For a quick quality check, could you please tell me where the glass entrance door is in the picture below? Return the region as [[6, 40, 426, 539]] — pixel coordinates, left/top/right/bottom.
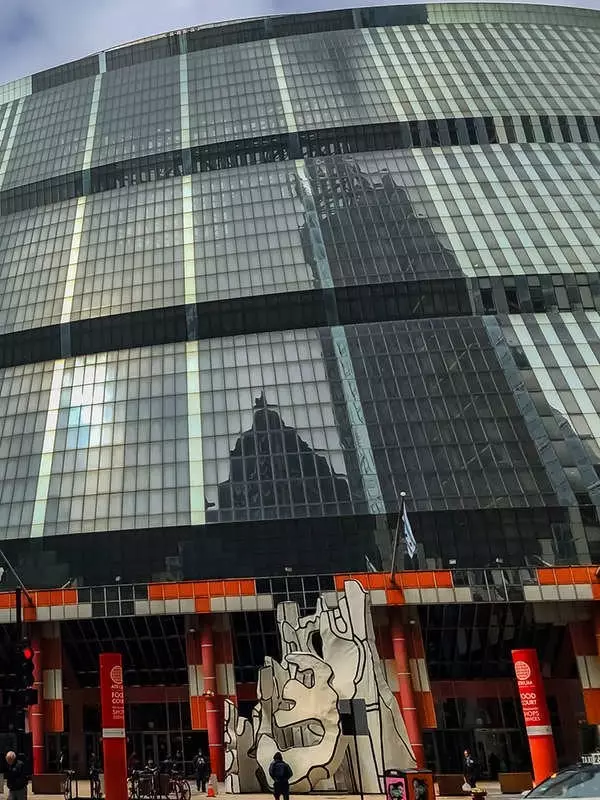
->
[[140, 733, 169, 767]]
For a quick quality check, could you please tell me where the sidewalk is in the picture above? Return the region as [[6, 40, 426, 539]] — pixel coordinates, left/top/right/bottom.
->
[[27, 783, 522, 800]]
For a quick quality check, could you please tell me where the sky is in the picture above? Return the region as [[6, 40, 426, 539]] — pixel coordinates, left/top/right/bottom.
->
[[0, 0, 599, 86]]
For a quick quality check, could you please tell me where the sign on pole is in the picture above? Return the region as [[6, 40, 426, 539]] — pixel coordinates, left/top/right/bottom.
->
[[512, 648, 557, 784], [99, 653, 128, 800]]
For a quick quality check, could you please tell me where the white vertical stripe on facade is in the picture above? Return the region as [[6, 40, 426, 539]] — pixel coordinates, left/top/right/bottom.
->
[[576, 655, 591, 689], [188, 664, 204, 697], [61, 196, 87, 324], [182, 175, 195, 304], [509, 320, 568, 416], [43, 669, 63, 701], [0, 99, 23, 188], [31, 361, 66, 538], [417, 658, 431, 693], [409, 658, 421, 691], [585, 654, 600, 689], [180, 54, 191, 149], [186, 340, 205, 526], [294, 161, 385, 515], [537, 316, 600, 437], [216, 663, 236, 696], [82, 74, 102, 172], [382, 28, 435, 117], [331, 327, 386, 515], [416, 26, 461, 116], [362, 29, 404, 118], [0, 103, 13, 150], [269, 39, 296, 131], [98, 52, 107, 74]]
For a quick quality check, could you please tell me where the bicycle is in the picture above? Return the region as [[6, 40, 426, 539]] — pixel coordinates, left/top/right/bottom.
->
[[167, 771, 191, 800], [90, 768, 102, 800], [63, 770, 77, 800], [130, 768, 161, 799]]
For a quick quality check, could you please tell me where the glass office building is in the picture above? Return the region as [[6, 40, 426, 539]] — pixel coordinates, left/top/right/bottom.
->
[[0, 2, 599, 776]]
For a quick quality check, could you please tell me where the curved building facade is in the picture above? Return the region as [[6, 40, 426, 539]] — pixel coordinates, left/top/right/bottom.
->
[[0, 3, 600, 776], [0, 2, 598, 580]]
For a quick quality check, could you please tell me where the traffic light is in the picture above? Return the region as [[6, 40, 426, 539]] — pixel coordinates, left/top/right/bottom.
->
[[17, 640, 37, 706]]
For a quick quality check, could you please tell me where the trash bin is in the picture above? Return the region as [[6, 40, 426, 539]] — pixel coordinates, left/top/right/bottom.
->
[[385, 769, 435, 800]]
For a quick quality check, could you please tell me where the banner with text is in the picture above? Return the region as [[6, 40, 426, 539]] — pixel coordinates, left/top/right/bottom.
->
[[99, 653, 127, 800], [511, 648, 557, 784]]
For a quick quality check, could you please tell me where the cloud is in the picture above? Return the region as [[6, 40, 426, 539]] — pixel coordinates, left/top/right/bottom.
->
[[0, 0, 599, 84]]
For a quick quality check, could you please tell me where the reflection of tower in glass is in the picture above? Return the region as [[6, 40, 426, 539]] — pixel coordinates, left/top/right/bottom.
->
[[299, 156, 463, 284], [210, 392, 350, 518]]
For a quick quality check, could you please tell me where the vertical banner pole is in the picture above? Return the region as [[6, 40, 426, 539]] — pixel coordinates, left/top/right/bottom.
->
[[511, 648, 557, 784], [99, 653, 128, 800]]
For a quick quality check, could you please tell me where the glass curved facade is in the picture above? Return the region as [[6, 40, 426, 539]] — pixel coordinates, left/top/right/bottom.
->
[[1, 2, 600, 586]]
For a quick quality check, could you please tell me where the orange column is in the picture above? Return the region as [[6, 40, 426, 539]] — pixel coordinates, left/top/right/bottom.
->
[[29, 634, 45, 775], [41, 623, 64, 733], [406, 616, 437, 732], [201, 619, 224, 781], [391, 610, 425, 767], [185, 622, 205, 732], [185, 616, 225, 781], [569, 620, 600, 724]]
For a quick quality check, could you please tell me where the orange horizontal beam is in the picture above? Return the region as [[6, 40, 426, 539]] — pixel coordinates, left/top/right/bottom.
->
[[148, 579, 257, 601], [334, 571, 454, 592]]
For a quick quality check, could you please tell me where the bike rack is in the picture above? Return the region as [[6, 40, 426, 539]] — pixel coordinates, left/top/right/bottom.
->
[[64, 773, 80, 800], [64, 771, 103, 800]]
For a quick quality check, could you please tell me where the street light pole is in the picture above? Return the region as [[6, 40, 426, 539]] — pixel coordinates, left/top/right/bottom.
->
[[0, 550, 34, 764]]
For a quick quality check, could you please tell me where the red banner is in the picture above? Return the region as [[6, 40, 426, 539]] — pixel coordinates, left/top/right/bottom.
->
[[99, 653, 127, 800], [512, 648, 557, 784], [100, 653, 125, 730], [512, 648, 551, 730]]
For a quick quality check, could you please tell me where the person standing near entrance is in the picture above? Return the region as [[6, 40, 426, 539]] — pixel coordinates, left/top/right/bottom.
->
[[193, 750, 208, 792], [463, 748, 477, 789], [4, 751, 28, 800], [269, 752, 293, 800]]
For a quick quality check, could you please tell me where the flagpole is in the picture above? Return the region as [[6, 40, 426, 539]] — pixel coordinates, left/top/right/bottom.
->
[[389, 491, 406, 586]]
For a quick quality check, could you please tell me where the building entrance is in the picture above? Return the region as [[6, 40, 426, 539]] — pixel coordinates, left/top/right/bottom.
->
[[127, 731, 208, 775]]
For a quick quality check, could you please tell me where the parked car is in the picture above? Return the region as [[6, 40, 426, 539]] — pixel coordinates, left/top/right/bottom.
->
[[524, 762, 600, 798]]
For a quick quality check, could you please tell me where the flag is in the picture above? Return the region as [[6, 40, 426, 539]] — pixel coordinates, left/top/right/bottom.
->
[[402, 502, 417, 559]]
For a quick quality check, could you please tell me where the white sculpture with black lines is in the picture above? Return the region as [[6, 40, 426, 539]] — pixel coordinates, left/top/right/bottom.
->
[[224, 579, 416, 793]]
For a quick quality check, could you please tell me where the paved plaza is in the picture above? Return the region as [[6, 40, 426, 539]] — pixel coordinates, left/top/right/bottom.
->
[[23, 783, 521, 800]]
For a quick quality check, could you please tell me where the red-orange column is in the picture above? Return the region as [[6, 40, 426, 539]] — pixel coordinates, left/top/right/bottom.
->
[[29, 635, 45, 775], [569, 620, 600, 724], [391, 612, 425, 767], [512, 649, 557, 785], [41, 623, 64, 733], [202, 619, 224, 781]]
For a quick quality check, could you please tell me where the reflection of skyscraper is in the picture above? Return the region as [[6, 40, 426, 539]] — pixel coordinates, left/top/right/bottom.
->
[[299, 157, 464, 284], [209, 393, 350, 520]]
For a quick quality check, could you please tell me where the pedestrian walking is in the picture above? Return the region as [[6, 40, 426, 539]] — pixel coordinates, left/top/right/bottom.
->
[[193, 750, 208, 792], [4, 751, 28, 800], [269, 752, 293, 800]]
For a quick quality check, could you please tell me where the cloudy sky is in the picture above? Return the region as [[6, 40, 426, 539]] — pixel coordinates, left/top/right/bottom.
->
[[0, 0, 598, 85]]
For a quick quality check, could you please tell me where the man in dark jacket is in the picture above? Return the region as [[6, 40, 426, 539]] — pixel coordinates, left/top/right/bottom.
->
[[193, 750, 208, 792], [463, 749, 477, 789], [269, 752, 292, 800], [4, 751, 28, 800]]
